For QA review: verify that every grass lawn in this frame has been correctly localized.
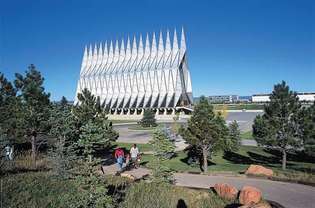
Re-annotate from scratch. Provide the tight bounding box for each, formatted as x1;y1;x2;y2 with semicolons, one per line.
110;120;138;124
141;146;315;177
240;131;253;140
128;123;165;131
113;142;153;152
213;104;264;110
2;172;232;208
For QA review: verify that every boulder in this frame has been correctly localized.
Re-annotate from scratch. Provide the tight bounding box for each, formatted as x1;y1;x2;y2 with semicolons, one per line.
239;186;262;205
239;201;272;208
213;183;238;200
120;173;135;181
245;165;273;177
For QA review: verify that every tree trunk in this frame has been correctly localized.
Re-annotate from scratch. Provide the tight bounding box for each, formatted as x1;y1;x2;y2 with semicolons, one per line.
282;149;287;170
31;135;36;166
202;146;208;173
88;154;92;163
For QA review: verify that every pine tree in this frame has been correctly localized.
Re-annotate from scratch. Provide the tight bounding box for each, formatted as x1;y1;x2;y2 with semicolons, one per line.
139;109;157;127
226;120;241;152
149;129;175;183
298;102;315;157
0;73;23;145
73;88;103;124
150;129;176;159
253;81;302;170
13;65;51;163
48;99;79;178
73;88;118;162
180;96;229;173
79;119;117;163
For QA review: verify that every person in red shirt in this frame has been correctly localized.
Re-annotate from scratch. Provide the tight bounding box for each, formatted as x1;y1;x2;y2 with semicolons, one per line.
114;147;124;171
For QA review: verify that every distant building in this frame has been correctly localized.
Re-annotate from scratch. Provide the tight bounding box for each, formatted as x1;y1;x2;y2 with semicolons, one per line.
252;93;315;103
208;95;238;103
238;96;252;102
75;28;193;116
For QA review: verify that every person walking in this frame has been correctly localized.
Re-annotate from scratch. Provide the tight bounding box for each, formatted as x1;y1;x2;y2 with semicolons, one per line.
130;144;140;168
114;147;124;172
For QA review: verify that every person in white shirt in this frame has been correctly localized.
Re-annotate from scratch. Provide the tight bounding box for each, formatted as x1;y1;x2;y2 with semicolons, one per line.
130;144;140;168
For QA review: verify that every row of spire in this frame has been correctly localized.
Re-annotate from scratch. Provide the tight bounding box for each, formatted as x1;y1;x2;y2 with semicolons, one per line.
82;27;186;67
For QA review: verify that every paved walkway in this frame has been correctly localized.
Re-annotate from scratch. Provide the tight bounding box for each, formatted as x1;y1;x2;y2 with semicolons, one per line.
175;173;315;208
102;164;314;208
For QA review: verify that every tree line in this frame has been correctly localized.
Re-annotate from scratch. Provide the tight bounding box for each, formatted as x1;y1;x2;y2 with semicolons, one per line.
181;81;314;172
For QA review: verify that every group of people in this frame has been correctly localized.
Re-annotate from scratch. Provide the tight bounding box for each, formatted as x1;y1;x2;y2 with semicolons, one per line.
114;144;140;172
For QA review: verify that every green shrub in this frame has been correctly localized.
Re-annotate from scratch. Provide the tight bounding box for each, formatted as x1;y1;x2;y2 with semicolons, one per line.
2;172;113;208
138;109;157;127
122;181;229;208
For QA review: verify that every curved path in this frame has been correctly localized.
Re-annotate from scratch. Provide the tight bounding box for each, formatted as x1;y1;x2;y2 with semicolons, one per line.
175;173;315;208
102;163;314;208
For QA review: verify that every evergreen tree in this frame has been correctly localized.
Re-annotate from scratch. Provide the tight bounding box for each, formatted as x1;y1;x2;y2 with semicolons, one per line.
13;65;51;163
150;129;175;159
149;129;175;183
60;96;68;107
73;88;103;124
253;81;302;170
79;119;117;163
73;88;118;162
298;102;315;157
226;120;241;152
139;109;157;127
48;99;78;178
0;73;23;145
180;96;229;173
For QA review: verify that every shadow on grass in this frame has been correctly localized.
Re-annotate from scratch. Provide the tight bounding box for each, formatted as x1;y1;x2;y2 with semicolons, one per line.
264;149;315;163
223;151;254;165
247;151;279;164
177;199;187;208
180;156;216;172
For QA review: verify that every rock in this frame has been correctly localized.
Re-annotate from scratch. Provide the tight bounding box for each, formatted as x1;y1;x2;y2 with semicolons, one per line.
213;183;238;200
239;201;272;208
120;173;135;181
239;186;262;205
245;165;273;177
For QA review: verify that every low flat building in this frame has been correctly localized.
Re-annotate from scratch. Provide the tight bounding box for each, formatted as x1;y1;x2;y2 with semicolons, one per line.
208;95;238;103
252;93;315;103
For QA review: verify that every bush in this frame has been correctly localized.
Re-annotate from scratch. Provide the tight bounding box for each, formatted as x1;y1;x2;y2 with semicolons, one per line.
122;181;229;208
2;171;114;208
138;109;157;127
1;151;50;174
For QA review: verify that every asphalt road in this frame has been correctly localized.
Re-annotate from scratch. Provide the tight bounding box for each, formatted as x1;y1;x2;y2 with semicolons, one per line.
226;111;262;132
175;173;315;208
114;112;261;145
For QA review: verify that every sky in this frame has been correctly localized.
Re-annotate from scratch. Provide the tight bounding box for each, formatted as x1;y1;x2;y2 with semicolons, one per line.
0;0;314;101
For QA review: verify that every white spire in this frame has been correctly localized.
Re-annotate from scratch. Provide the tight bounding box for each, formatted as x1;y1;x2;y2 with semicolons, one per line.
97;42;103;67
103;41;108;57
108;40;114;65
131;35;137;56
138;34;144;58
125;36;131;58
144;33;150;58
114;39;119;60
120;38;125;58
86;44;93;68
156;30;165;67
150;32;157;62
118;38;125;71
172;28;179;52
93;43;98;57
98;42;103;57
164;29;171;65
180;26;186;52
82;45;88;69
